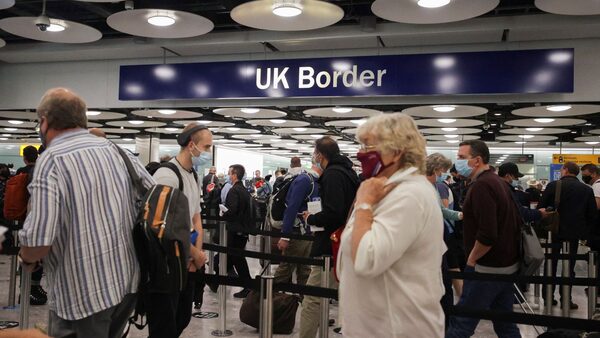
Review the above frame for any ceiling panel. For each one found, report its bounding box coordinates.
[272,36,379,52]
[510,24,600,42]
[382,30,503,48]
[172,42,266,56]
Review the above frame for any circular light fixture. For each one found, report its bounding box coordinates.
[86,111,102,116]
[534,118,555,123]
[518,135,535,139]
[515,141,527,144]
[158,109,177,115]
[46,23,66,32]
[311,134,323,138]
[2,134,11,137]
[351,119,367,125]
[417,0,451,8]
[270,119,286,124]
[444,134,458,138]
[227,127,241,131]
[196,120,212,125]
[586,141,600,145]
[432,105,456,113]
[241,108,260,114]
[526,127,544,132]
[332,107,353,114]
[437,119,456,124]
[122,138,133,141]
[571,131,577,134]
[165,127,179,132]
[494,113,502,116]
[293,127,308,132]
[4,128,17,131]
[546,105,572,112]
[272,1,303,17]
[446,140,460,144]
[441,127,457,132]
[128,120,144,125]
[147,15,175,27]
[7,120,24,125]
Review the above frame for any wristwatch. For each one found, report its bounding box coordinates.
[354,203,373,212]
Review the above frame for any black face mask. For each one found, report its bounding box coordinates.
[582,175,593,185]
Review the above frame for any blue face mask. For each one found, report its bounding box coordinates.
[454,159,473,178]
[512,180,520,188]
[191,145,212,167]
[436,174,446,184]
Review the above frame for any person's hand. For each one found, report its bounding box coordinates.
[302,211,310,224]
[277,239,289,252]
[538,208,548,218]
[191,248,207,268]
[458,212,464,220]
[355,177,398,206]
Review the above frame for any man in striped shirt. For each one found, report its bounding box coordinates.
[19,88,155,337]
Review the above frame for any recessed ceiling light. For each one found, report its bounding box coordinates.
[571,131,577,134]
[227,127,240,131]
[47,23,65,32]
[441,127,457,132]
[494,113,502,116]
[437,119,456,124]
[432,105,456,113]
[332,107,352,114]
[4,128,17,131]
[534,118,555,123]
[546,105,572,112]
[526,128,544,132]
[417,0,451,9]
[272,2,303,17]
[446,140,459,144]
[586,123,593,126]
[196,120,212,125]
[122,138,133,141]
[129,120,144,125]
[518,135,535,139]
[515,141,527,144]
[351,119,367,125]
[293,127,308,132]
[147,15,175,27]
[158,109,177,115]
[165,127,178,132]
[270,119,286,124]
[0,138,7,141]
[241,108,260,114]
[7,120,24,125]
[491,124,497,126]
[86,111,102,116]
[444,134,458,138]
[2,134,11,137]
[310,134,323,139]
[586,141,600,145]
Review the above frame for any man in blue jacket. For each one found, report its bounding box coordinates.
[273,157,319,286]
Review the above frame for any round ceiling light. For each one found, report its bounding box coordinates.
[534,118,555,123]
[333,107,353,114]
[270,119,287,124]
[47,23,66,32]
[444,134,458,138]
[441,127,457,132]
[147,15,175,27]
[241,108,260,114]
[518,135,535,139]
[4,128,17,131]
[526,127,544,132]
[86,111,102,116]
[446,140,460,144]
[294,127,308,132]
[586,141,600,145]
[417,0,451,8]
[272,2,303,17]
[7,120,24,125]
[165,127,179,132]
[129,120,144,125]
[437,119,456,124]
[546,105,572,112]
[158,109,177,115]
[227,127,241,131]
[0,17,102,43]
[351,119,367,125]
[432,105,456,113]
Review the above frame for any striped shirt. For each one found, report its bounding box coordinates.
[19,130,155,320]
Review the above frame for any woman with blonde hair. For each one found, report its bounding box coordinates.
[338,113,446,337]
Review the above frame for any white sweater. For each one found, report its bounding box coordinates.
[338,167,446,338]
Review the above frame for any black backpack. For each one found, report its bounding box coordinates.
[269,175,297,222]
[116,149,193,330]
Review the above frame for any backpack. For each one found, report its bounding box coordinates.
[116,148,192,330]
[3,173,29,221]
[239,290,301,334]
[267,173,315,229]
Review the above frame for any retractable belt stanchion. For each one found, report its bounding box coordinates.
[534,258,541,310]
[19,264,31,329]
[545,231,553,315]
[212,221,233,337]
[8,238,17,307]
[588,251,597,319]
[259,275,274,338]
[319,256,331,338]
[561,241,571,318]
[205,228,214,274]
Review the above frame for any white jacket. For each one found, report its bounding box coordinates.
[338,167,446,338]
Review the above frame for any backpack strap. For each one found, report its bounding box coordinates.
[115,145,146,197]
[554,180,562,211]
[161,162,185,192]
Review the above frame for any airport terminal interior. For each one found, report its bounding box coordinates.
[0,0,600,337]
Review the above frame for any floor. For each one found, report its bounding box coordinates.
[0,236,593,337]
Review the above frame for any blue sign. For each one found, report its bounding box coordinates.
[119,48,574,101]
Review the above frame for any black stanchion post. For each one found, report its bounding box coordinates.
[545,231,553,315]
[534,256,541,310]
[205,228,214,275]
[319,256,331,338]
[212,221,233,337]
[588,251,597,319]
[561,241,570,318]
[259,275,274,338]
[19,264,30,329]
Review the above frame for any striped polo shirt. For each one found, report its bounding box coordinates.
[19,130,155,320]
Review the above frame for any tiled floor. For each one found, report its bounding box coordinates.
[0,237,594,337]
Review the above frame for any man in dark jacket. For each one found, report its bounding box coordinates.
[539,161,597,309]
[221,164,252,298]
[201,166,217,197]
[498,162,547,223]
[300,137,359,338]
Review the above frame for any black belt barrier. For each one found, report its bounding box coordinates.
[202,243,323,266]
[445,270,600,287]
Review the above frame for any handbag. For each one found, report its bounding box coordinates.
[539,180,561,235]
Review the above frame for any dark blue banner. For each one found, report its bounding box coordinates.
[119,48,574,100]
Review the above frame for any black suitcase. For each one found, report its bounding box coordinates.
[239,290,301,334]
